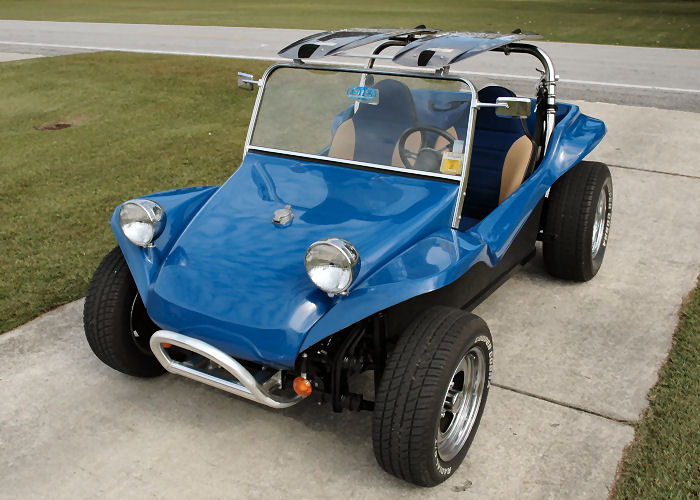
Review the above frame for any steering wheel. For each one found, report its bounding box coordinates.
[398,126,457,172]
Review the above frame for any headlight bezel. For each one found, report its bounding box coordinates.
[304,238,360,296]
[118,199,165,248]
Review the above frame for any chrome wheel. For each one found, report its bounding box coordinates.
[591,188,607,259]
[436,346,487,462]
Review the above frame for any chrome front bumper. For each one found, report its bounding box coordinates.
[149,330,304,409]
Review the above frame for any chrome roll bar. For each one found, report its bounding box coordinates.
[496,43,558,150]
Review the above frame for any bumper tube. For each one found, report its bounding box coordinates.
[149,330,304,409]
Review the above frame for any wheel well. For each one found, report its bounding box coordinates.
[298,312,391,412]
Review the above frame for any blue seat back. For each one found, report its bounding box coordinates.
[463,86,526,220]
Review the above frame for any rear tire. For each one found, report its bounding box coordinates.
[83,246,164,377]
[543,161,613,281]
[372,306,492,486]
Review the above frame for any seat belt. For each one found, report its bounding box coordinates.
[523,86,547,180]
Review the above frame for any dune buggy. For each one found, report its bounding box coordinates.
[84,28,612,486]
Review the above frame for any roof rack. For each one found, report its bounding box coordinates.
[277,28,539,68]
[277,28,436,61]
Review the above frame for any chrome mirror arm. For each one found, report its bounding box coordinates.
[237,72,261,91]
[476,102,508,109]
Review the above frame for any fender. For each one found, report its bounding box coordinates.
[111,185,219,300]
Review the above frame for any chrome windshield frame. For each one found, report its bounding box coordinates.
[243,63,479,229]
[249,146,460,182]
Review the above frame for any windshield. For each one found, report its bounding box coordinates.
[250,66,472,177]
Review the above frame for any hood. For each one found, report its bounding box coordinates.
[146,152,458,368]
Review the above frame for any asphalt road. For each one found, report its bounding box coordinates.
[1,21,699,111]
[1,21,700,499]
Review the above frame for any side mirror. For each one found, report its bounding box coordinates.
[237,72,258,91]
[495,97,532,118]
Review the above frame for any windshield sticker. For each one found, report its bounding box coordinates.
[347,85,379,105]
[440,152,463,175]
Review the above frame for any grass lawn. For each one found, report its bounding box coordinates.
[0,52,698,497]
[612,279,700,499]
[0,52,270,333]
[0,0,699,49]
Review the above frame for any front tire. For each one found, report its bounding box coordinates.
[83,246,165,377]
[372,307,493,486]
[543,161,613,281]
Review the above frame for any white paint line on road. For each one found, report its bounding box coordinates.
[3,39,700,95]
[560,77,700,94]
[0,40,282,61]
[453,70,700,94]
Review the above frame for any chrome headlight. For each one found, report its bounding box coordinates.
[119,199,165,247]
[304,238,360,296]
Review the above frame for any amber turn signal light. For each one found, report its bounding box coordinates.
[293,377,312,397]
[162,343,172,348]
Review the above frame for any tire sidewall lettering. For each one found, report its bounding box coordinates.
[434,444,452,476]
[474,334,494,383]
[601,182,613,250]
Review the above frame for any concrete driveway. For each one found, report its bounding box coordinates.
[1,22,699,499]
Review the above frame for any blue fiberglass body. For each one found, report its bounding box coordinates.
[112,103,605,370]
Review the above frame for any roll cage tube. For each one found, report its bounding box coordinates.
[494,43,558,151]
[368,38,558,155]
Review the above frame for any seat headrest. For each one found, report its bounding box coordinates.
[354,79,417,123]
[477,85,515,103]
[411,89,470,131]
[476,85,524,132]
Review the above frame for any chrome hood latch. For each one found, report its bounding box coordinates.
[272,205,294,226]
